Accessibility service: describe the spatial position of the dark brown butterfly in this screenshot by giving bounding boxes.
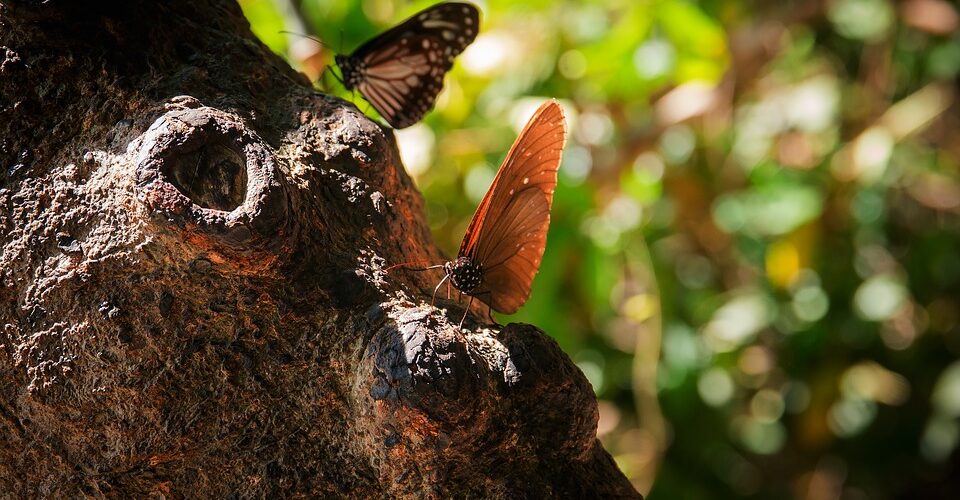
[335,2,480,129]
[393,100,567,326]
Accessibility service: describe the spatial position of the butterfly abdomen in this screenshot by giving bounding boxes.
[445,257,483,293]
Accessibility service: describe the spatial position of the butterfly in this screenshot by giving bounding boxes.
[334,2,480,129]
[392,100,567,326]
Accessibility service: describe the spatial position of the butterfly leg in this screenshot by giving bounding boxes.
[325,63,346,91]
[471,290,496,324]
[431,274,449,307]
[318,66,332,91]
[459,295,475,329]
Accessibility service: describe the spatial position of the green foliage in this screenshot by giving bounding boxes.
[241,0,960,497]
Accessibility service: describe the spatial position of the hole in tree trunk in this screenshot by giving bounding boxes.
[162,143,247,211]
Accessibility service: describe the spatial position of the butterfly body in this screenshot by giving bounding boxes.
[445,257,483,293]
[335,2,480,128]
[333,54,363,89]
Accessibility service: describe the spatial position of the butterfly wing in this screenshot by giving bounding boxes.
[344,2,480,128]
[354,35,449,129]
[459,100,567,313]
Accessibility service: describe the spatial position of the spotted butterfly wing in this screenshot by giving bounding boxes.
[459,100,567,314]
[336,2,480,128]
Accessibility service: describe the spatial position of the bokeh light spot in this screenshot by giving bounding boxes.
[840,362,910,405]
[464,163,495,204]
[576,110,615,146]
[698,368,735,407]
[558,49,588,80]
[792,285,830,322]
[765,240,801,289]
[853,274,908,321]
[633,39,676,79]
[828,397,877,437]
[461,32,512,76]
[921,417,959,463]
[738,418,787,455]
[561,145,593,184]
[659,125,696,164]
[395,124,435,177]
[828,0,894,41]
[751,389,785,423]
[703,293,773,352]
[632,152,665,182]
[932,361,960,417]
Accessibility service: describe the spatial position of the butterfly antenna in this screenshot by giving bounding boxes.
[383,261,444,273]
[279,30,329,49]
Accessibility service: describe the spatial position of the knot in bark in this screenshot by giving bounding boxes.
[134,102,294,271]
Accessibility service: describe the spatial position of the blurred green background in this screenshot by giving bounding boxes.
[241,0,960,497]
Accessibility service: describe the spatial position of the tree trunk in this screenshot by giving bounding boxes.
[0,1,640,497]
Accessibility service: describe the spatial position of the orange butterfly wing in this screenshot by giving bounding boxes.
[459,100,567,313]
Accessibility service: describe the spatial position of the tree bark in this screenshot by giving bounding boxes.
[0,0,640,497]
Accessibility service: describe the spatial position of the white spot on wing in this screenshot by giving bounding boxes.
[423,20,460,30]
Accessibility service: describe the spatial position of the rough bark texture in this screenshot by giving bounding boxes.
[0,1,640,497]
